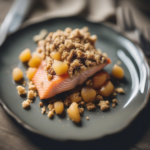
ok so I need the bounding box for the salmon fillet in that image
[32,59,111,99]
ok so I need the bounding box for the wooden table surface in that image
[1,0,150,150]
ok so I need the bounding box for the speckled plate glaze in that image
[0,17,149,141]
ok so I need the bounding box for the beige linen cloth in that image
[22,0,150,44]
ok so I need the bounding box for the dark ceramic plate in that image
[0,17,149,141]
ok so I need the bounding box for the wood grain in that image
[0,1,150,150]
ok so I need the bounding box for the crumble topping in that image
[115,87,125,94]
[78,101,85,107]
[98,100,109,111]
[33,29,48,42]
[27,90,35,100]
[47,111,54,118]
[41,106,46,114]
[112,103,116,108]
[36,27,107,78]
[64,99,71,107]
[47,104,54,111]
[86,102,96,111]
[22,100,31,108]
[95,95,103,101]
[85,79,93,86]
[69,92,82,102]
[39,102,43,107]
[28,83,37,91]
[112,99,118,103]
[17,86,26,95]
[78,107,84,115]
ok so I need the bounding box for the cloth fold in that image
[22,0,150,49]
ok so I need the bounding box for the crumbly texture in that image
[98,100,109,111]
[33,29,48,42]
[41,106,46,114]
[78,101,85,107]
[112,99,118,104]
[17,86,26,95]
[27,90,35,100]
[47,104,54,111]
[85,79,93,86]
[64,99,71,107]
[28,83,37,91]
[115,87,125,94]
[112,103,116,108]
[36,27,107,78]
[47,111,54,118]
[22,100,31,108]
[86,102,96,111]
[39,102,43,107]
[78,107,84,115]
[70,92,82,102]
[95,95,103,101]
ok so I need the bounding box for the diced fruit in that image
[99,81,114,97]
[28,55,42,68]
[52,60,68,76]
[19,49,32,62]
[92,71,109,89]
[26,67,37,80]
[70,93,82,103]
[54,101,64,114]
[112,64,124,79]
[12,68,23,81]
[67,102,81,123]
[81,87,96,102]
[50,52,61,60]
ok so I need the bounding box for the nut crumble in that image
[27,90,35,100]
[47,111,54,118]
[112,103,116,108]
[115,87,125,94]
[41,106,46,114]
[22,100,31,108]
[36,27,107,78]
[47,104,54,111]
[112,99,118,103]
[78,107,84,115]
[95,95,103,101]
[17,86,26,95]
[86,102,96,111]
[98,100,109,111]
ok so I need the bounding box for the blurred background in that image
[0,0,150,150]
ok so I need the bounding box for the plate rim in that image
[0,16,150,141]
